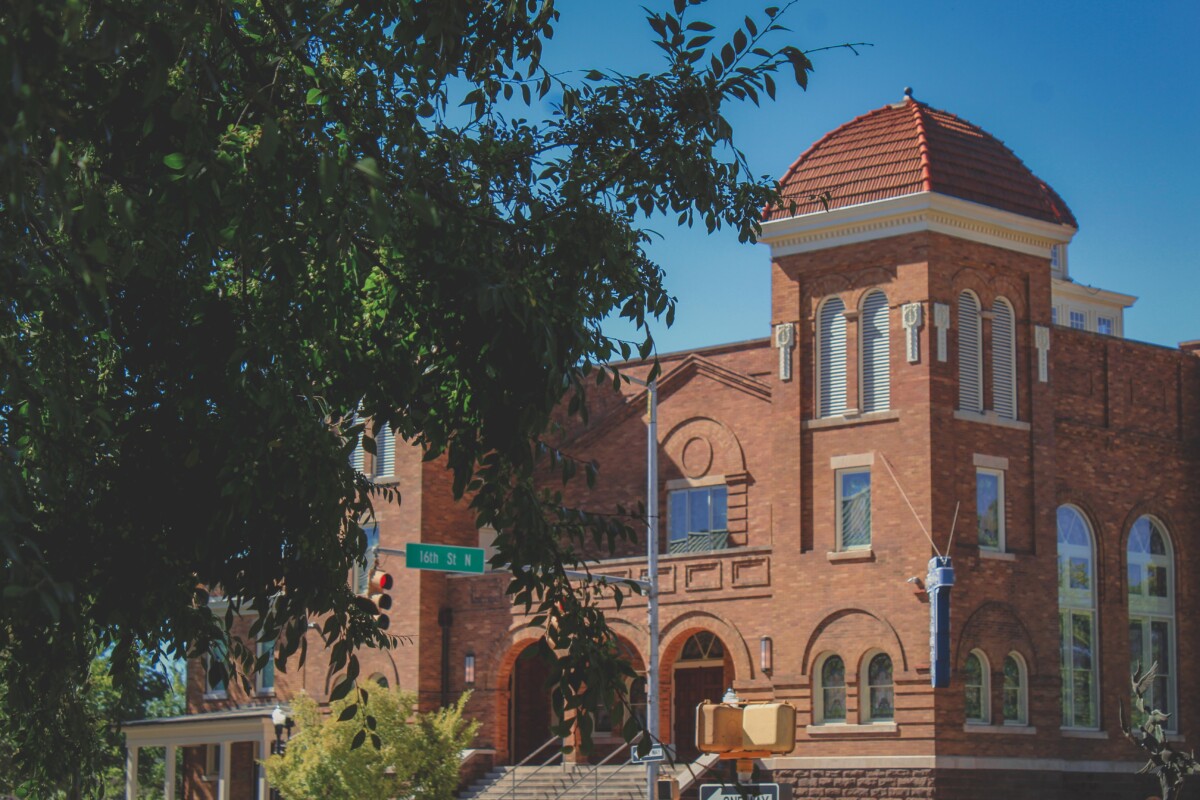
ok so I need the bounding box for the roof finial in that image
[903,86,914,102]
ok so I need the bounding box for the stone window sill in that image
[1061,728,1108,739]
[979,550,1016,561]
[807,722,898,736]
[963,723,1036,735]
[804,409,900,430]
[953,410,1031,431]
[827,549,875,564]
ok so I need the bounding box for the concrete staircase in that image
[459,764,647,800]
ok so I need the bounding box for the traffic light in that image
[364,569,393,630]
[695,699,797,755]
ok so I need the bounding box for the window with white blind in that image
[958,291,983,412]
[818,297,848,417]
[375,425,394,478]
[350,432,365,473]
[860,291,890,413]
[991,298,1017,419]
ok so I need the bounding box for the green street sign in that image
[405,543,486,574]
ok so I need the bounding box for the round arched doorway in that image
[671,631,729,761]
[508,640,558,764]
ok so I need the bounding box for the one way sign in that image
[699,784,782,800]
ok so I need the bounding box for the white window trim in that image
[814,652,848,725]
[202,652,228,700]
[976,467,1006,553]
[1003,652,1029,727]
[973,454,1009,470]
[965,649,991,725]
[835,467,871,552]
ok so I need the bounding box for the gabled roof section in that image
[766,94,1076,227]
[568,354,769,450]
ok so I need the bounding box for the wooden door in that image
[510,645,554,763]
[673,666,724,761]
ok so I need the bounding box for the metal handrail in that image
[556,740,632,799]
[573,744,642,800]
[495,737,564,800]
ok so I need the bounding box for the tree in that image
[263,687,478,800]
[0,649,184,799]
[1,0,821,785]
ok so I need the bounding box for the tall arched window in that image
[815,654,846,724]
[1058,505,1098,728]
[1003,652,1028,726]
[958,291,983,412]
[818,298,848,417]
[860,291,890,413]
[965,650,990,724]
[1128,516,1175,728]
[865,652,894,722]
[991,298,1017,419]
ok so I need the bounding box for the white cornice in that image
[1052,277,1137,309]
[759,191,1076,259]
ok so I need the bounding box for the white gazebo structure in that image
[122,706,285,800]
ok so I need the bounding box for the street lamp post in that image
[269,706,293,800]
[621,374,659,800]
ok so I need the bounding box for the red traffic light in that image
[368,570,393,593]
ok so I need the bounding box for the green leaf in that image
[162,153,185,170]
[337,704,358,721]
[305,88,324,105]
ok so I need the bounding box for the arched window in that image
[965,650,990,724]
[865,652,894,722]
[1128,516,1175,728]
[1058,505,1098,728]
[815,654,846,724]
[991,298,1017,419]
[818,298,847,417]
[679,631,725,662]
[958,291,983,412]
[1003,652,1028,726]
[860,291,890,413]
[369,673,390,689]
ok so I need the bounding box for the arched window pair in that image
[964,650,1028,725]
[814,652,893,724]
[1057,506,1177,730]
[818,291,890,417]
[958,291,1017,419]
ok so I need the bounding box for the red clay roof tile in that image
[767,98,1076,227]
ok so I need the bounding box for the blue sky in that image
[540,1,1200,354]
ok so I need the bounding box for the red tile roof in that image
[766,97,1076,227]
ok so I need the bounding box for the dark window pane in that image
[1149,566,1168,598]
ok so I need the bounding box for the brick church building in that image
[125,92,1198,799]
